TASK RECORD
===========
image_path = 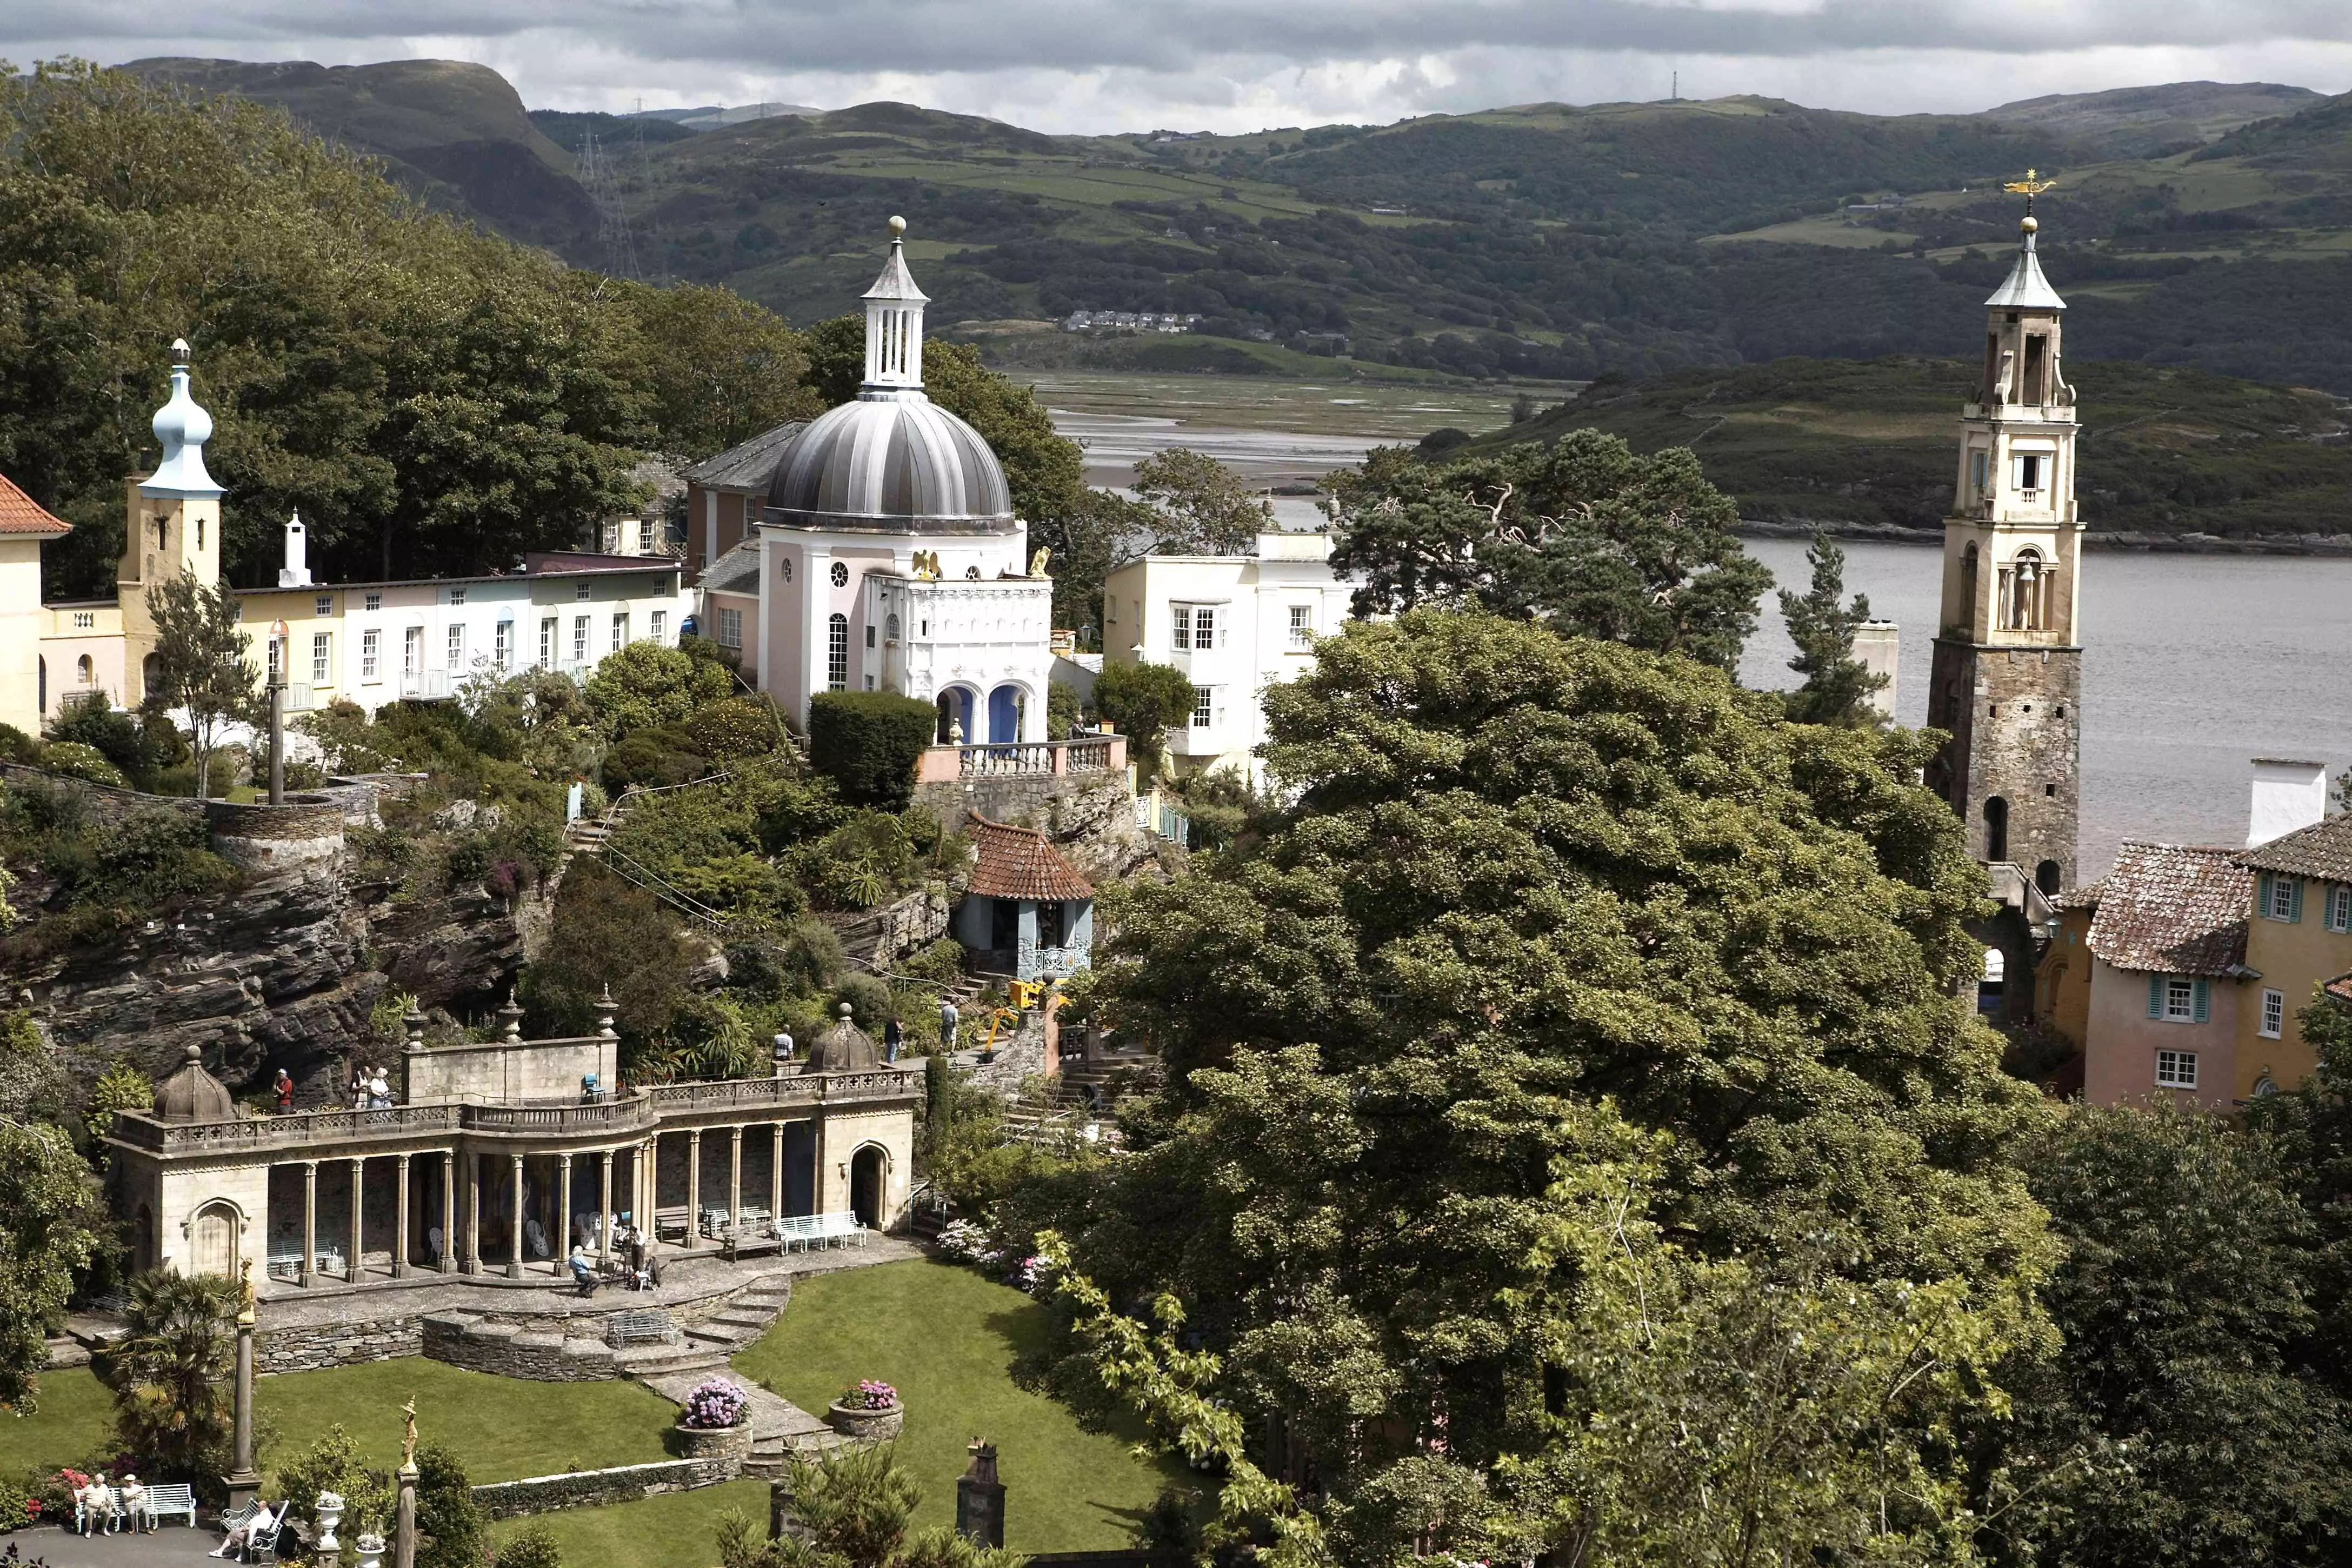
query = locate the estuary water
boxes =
[1740,539,2352,878]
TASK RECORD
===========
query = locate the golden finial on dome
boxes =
[888,215,907,238]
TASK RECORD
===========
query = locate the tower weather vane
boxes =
[2003,168,2057,217]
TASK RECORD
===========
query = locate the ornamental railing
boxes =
[914,735,1127,784]
[110,1103,463,1155]
[463,1095,658,1136]
[643,1067,927,1114]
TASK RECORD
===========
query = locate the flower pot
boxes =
[827,1399,904,1442]
[676,1418,753,1463]
[315,1491,345,1551]
[355,1533,386,1568]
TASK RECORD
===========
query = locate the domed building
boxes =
[692,220,1056,744]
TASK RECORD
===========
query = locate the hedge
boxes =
[808,691,938,808]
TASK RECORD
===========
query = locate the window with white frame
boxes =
[403,626,422,676]
[827,613,849,690]
[315,593,333,618]
[2262,989,2285,1039]
[450,586,466,608]
[571,615,588,663]
[365,592,382,612]
[1194,605,1217,648]
[716,607,742,649]
[1191,685,1214,728]
[539,618,555,666]
[2329,884,2352,932]
[576,583,592,602]
[265,638,282,680]
[2265,873,2300,922]
[2156,1050,2198,1090]
[495,620,512,671]
[311,632,330,685]
[2164,976,2195,1021]
[611,612,628,651]
[1288,604,1313,649]
[650,610,667,643]
[361,629,380,681]
[830,562,850,589]
[445,623,464,671]
[638,519,656,553]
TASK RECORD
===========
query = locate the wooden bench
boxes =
[652,1205,692,1244]
[142,1483,198,1529]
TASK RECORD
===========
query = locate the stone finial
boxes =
[498,990,526,1042]
[596,984,618,1041]
[964,1439,998,1485]
[403,1001,428,1048]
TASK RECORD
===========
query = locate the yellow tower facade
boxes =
[118,339,224,705]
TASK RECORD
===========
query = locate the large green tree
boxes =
[0,1115,107,1411]
[145,572,254,798]
[1325,432,1773,671]
[1038,611,2053,1562]
[110,1270,238,1480]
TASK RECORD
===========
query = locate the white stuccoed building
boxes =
[1101,531,1358,785]
[738,219,1054,743]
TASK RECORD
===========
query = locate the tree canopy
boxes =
[1778,530,1888,727]
[1325,432,1771,671]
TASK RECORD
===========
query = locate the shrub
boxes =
[681,1378,748,1430]
[497,1523,563,1568]
[897,938,965,987]
[1090,660,1196,776]
[39,742,128,788]
[807,692,937,809]
[1047,679,1084,739]
[0,1472,31,1532]
[833,972,892,1031]
[0,725,40,765]
[584,643,733,737]
[45,693,181,782]
[416,1444,489,1568]
[275,1423,395,1544]
[84,1061,154,1149]
[600,730,712,792]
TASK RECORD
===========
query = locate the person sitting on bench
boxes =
[211,1499,278,1558]
[569,1239,596,1296]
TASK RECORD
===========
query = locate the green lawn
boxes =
[734,1258,1188,1553]
[490,1478,770,1568]
[259,1359,679,1485]
[0,1367,115,1474]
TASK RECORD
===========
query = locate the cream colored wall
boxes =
[2236,878,2352,1097]
[2082,957,2242,1110]
[403,1039,619,1104]
[156,1159,271,1278]
[117,486,221,705]
[0,538,46,737]
[2036,905,2094,1051]
[814,1104,915,1226]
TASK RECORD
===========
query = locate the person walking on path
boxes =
[938,999,960,1052]
[883,1017,904,1063]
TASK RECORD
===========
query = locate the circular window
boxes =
[830,562,850,589]
[779,558,792,582]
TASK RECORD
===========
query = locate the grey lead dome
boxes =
[765,392,1015,534]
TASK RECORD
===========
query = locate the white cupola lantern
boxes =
[141,338,224,500]
[861,216,930,394]
[279,510,312,588]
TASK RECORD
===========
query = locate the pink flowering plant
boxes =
[680,1377,748,1429]
[840,1378,898,1410]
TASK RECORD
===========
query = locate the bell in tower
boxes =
[1925,171,2084,934]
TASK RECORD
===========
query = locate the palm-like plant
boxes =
[111,1270,238,1480]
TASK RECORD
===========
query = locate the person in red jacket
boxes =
[273,1069,294,1114]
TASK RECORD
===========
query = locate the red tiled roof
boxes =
[2086,841,2249,977]
[966,812,1093,902]
[0,471,70,536]
[2238,811,2352,884]
[2325,971,2352,1007]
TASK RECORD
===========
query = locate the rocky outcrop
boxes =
[912,773,1154,885]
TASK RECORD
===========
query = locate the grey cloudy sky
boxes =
[8,1,2352,132]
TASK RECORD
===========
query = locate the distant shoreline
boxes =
[1736,519,2352,557]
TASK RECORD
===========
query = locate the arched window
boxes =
[2035,859,2062,897]
[76,655,92,685]
[827,613,849,691]
[885,613,900,642]
[2007,548,2046,631]
[1983,795,2009,864]
[1958,543,1979,629]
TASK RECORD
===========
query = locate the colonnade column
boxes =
[393,1153,412,1279]
[640,1139,656,1234]
[349,1156,364,1282]
[508,1153,525,1278]
[813,1112,828,1217]
[466,1155,481,1274]
[597,1151,614,1266]
[438,1151,456,1273]
[769,1124,784,1227]
[556,1153,574,1273]
[728,1125,744,1231]
[687,1130,702,1237]
[301,1160,318,1287]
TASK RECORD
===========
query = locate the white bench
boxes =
[143,1483,198,1529]
[773,1212,868,1253]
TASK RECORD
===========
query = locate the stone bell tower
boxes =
[1924,174,2084,899]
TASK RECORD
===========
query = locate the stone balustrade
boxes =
[912,735,1127,784]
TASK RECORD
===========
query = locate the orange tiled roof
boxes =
[2086,841,2249,977]
[0,471,70,537]
[966,812,1093,902]
[2238,812,2352,885]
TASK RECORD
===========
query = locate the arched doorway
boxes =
[2035,859,2062,897]
[987,684,1024,745]
[142,651,162,698]
[1983,795,2009,864]
[189,1200,240,1279]
[849,1145,888,1231]
[936,687,976,744]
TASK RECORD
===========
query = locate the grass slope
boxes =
[489,1477,771,1568]
[0,1368,114,1475]
[1468,356,2352,540]
[734,1259,1187,1552]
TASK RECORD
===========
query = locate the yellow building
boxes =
[117,339,226,707]
[0,472,73,737]
[2233,813,2352,1098]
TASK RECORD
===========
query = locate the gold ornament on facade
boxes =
[2003,168,2057,221]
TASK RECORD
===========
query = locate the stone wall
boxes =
[421,1312,620,1381]
[1926,638,2083,889]
[472,1457,738,1519]
[257,1312,423,1373]
[204,795,347,873]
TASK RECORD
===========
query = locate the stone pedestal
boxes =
[394,1463,418,1568]
[222,1317,260,1516]
[676,1420,753,1464]
[956,1440,1004,1549]
[827,1400,904,1443]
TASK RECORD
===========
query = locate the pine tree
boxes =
[1779,531,1887,726]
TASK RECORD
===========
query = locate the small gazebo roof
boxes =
[807,1002,881,1073]
[154,1043,237,1123]
[966,813,1093,902]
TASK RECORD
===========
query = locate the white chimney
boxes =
[2248,758,2328,846]
[1854,620,1898,719]
[277,510,312,588]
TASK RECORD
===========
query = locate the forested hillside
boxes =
[1461,356,2352,541]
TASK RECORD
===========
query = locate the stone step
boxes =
[615,1344,729,1376]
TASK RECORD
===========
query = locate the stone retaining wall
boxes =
[258,1313,424,1373]
[422,1312,619,1381]
[472,1457,739,1519]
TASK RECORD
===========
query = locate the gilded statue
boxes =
[401,1396,418,1470]
[1028,546,1051,579]
[237,1257,256,1327]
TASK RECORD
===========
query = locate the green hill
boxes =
[1463,357,2352,544]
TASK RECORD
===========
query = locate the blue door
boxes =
[988,684,1022,744]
